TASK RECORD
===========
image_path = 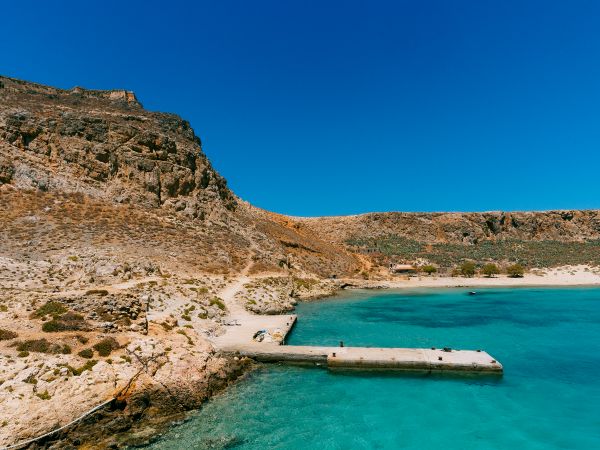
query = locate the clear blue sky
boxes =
[2,1,600,216]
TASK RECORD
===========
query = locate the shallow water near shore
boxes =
[147,287,600,449]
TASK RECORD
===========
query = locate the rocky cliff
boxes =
[0,75,235,221]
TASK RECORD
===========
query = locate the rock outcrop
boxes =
[0,75,235,221]
[298,210,600,245]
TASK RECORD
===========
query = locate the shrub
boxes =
[161,321,174,331]
[69,360,98,376]
[31,301,67,319]
[176,329,194,345]
[75,335,89,344]
[93,337,120,357]
[78,348,94,359]
[36,390,51,400]
[209,297,226,311]
[460,261,476,277]
[17,351,29,357]
[16,339,71,354]
[507,263,525,278]
[421,265,437,276]
[482,263,500,278]
[42,321,61,332]
[0,329,17,341]
[42,312,88,332]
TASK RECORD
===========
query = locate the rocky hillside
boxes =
[297,211,600,270]
[299,211,600,244]
[0,75,361,279]
[2,74,600,276]
[0,75,235,220]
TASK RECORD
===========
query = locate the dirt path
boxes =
[216,255,254,318]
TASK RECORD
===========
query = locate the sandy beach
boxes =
[376,265,600,290]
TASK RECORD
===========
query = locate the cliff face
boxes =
[0,75,235,220]
[298,210,600,245]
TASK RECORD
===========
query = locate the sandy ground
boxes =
[378,265,600,289]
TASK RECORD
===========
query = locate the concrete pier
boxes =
[219,343,503,374]
[212,313,503,374]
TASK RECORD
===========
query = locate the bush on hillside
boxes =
[482,263,500,277]
[460,261,477,277]
[507,263,525,278]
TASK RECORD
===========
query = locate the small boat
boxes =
[468,291,477,296]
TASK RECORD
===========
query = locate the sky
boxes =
[2,0,600,216]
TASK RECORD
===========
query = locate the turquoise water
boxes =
[148,287,600,449]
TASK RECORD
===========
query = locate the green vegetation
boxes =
[42,312,88,332]
[176,329,194,345]
[92,337,120,357]
[66,360,98,376]
[421,265,437,276]
[15,339,71,354]
[78,348,94,359]
[209,297,226,311]
[460,261,476,277]
[161,321,174,331]
[0,329,17,341]
[482,263,500,277]
[75,335,89,344]
[507,263,525,278]
[31,301,67,319]
[36,390,51,400]
[293,278,319,289]
[346,235,600,268]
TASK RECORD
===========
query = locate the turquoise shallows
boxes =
[148,287,600,449]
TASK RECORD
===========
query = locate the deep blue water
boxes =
[148,287,600,449]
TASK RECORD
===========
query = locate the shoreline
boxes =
[341,265,600,292]
[142,271,600,447]
[4,266,600,448]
